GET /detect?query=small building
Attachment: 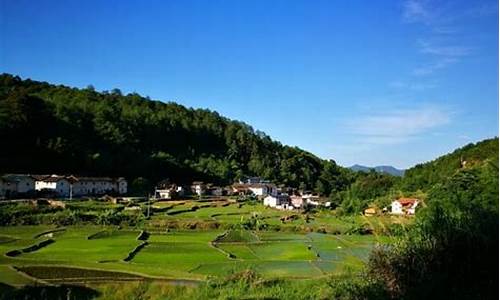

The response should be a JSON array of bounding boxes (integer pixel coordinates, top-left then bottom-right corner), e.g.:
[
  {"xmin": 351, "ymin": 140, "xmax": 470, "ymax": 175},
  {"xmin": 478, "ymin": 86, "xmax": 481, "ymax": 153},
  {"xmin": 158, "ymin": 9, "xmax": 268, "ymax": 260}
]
[
  {"xmin": 364, "ymin": 207, "xmax": 377, "ymax": 216},
  {"xmin": 155, "ymin": 188, "xmax": 175, "ymax": 200},
  {"xmin": 207, "ymin": 186, "xmax": 223, "ymax": 196},
  {"xmin": 0, "ymin": 174, "xmax": 36, "ymax": 198},
  {"xmin": 191, "ymin": 181, "xmax": 205, "ymax": 196},
  {"xmin": 154, "ymin": 182, "xmax": 181, "ymax": 200},
  {"xmin": 35, "ymin": 175, "xmax": 127, "ymax": 198},
  {"xmin": 264, "ymin": 194, "xmax": 291, "ymax": 210},
  {"xmin": 248, "ymin": 183, "xmax": 277, "ymax": 197},
  {"xmin": 290, "ymin": 195, "xmax": 305, "ymax": 209},
  {"xmin": 73, "ymin": 177, "xmax": 120, "ymax": 196},
  {"xmin": 35, "ymin": 175, "xmax": 71, "ymax": 197},
  {"xmin": 303, "ymin": 193, "xmax": 321, "ymax": 206},
  {"xmin": 231, "ymin": 184, "xmax": 251, "ymax": 195},
  {"xmin": 391, "ymin": 198, "xmax": 419, "ymax": 215},
  {"xmin": 0, "ymin": 177, "xmax": 17, "ymax": 198},
  {"xmin": 238, "ymin": 176, "xmax": 264, "ymax": 184}
]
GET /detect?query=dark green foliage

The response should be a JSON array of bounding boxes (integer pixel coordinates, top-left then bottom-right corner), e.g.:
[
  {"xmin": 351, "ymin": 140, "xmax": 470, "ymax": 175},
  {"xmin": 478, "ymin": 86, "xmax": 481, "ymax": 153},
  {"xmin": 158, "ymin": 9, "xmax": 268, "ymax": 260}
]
[
  {"xmin": 401, "ymin": 137, "xmax": 498, "ymax": 191},
  {"xmin": 368, "ymin": 162, "xmax": 499, "ymax": 299},
  {"xmin": 0, "ymin": 283, "xmax": 100, "ymax": 300},
  {"xmin": 0, "ymin": 202, "xmax": 144, "ymax": 227},
  {"xmin": 0, "ymin": 74, "xmax": 350, "ymax": 193},
  {"xmin": 337, "ymin": 170, "xmax": 398, "ymax": 214}
]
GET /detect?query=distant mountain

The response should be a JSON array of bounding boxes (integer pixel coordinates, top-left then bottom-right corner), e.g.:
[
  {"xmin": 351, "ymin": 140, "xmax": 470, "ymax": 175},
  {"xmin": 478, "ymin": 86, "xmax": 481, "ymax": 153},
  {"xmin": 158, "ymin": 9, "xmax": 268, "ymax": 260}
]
[{"xmin": 349, "ymin": 164, "xmax": 405, "ymax": 176}]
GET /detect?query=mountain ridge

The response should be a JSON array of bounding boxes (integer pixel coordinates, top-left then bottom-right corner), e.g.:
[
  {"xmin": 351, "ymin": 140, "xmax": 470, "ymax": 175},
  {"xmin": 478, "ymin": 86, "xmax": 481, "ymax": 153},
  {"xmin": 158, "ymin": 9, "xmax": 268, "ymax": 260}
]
[{"xmin": 349, "ymin": 164, "xmax": 405, "ymax": 176}]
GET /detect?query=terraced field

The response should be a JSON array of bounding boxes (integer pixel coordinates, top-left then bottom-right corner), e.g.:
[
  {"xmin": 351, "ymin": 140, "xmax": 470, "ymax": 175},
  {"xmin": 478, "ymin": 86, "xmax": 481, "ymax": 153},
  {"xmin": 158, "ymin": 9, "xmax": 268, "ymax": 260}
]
[{"xmin": 0, "ymin": 199, "xmax": 404, "ymax": 287}]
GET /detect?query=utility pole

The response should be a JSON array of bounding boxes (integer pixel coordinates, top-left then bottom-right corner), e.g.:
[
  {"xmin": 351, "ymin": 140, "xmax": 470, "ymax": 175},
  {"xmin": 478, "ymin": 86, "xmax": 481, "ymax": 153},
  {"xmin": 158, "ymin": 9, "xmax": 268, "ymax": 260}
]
[{"xmin": 147, "ymin": 193, "xmax": 151, "ymax": 218}]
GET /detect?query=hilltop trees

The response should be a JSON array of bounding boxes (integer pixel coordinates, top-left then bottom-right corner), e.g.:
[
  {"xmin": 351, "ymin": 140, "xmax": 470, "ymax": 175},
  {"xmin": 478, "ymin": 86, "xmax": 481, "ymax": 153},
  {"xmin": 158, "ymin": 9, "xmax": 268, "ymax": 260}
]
[{"xmin": 0, "ymin": 73, "xmax": 353, "ymax": 193}]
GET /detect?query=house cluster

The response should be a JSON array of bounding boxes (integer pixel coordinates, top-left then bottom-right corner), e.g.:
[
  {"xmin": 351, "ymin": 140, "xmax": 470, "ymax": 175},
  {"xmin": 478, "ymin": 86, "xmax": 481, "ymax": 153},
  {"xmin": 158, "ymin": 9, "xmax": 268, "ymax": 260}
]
[
  {"xmin": 264, "ymin": 192, "xmax": 326, "ymax": 210},
  {"xmin": 363, "ymin": 197, "xmax": 420, "ymax": 216},
  {"xmin": 152, "ymin": 176, "xmax": 329, "ymax": 211},
  {"xmin": 0, "ymin": 174, "xmax": 127, "ymax": 199},
  {"xmin": 154, "ymin": 181, "xmax": 228, "ymax": 200},
  {"xmin": 390, "ymin": 198, "xmax": 419, "ymax": 215}
]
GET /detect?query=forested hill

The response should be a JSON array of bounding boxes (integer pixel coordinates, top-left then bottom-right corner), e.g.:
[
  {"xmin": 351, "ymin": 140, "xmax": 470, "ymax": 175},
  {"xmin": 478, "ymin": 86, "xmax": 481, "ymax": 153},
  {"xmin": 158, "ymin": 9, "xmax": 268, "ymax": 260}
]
[
  {"xmin": 0, "ymin": 73, "xmax": 351, "ymax": 193},
  {"xmin": 401, "ymin": 137, "xmax": 499, "ymax": 191}
]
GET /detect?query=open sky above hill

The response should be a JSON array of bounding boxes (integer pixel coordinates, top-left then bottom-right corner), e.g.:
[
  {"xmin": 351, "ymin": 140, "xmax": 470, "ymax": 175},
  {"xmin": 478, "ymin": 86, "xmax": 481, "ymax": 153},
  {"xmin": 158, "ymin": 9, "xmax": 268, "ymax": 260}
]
[{"xmin": 1, "ymin": 0, "xmax": 498, "ymax": 168}]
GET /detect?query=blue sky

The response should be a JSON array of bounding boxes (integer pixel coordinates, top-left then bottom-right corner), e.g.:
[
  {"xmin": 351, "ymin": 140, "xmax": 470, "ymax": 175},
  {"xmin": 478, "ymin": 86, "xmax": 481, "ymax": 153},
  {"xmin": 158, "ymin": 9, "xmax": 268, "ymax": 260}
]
[{"xmin": 1, "ymin": 0, "xmax": 498, "ymax": 169}]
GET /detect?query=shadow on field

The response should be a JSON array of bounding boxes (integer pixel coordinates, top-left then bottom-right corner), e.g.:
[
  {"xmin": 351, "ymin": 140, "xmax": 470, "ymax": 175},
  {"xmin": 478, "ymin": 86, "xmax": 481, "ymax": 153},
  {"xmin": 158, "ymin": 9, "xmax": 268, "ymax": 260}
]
[{"xmin": 0, "ymin": 283, "xmax": 100, "ymax": 300}]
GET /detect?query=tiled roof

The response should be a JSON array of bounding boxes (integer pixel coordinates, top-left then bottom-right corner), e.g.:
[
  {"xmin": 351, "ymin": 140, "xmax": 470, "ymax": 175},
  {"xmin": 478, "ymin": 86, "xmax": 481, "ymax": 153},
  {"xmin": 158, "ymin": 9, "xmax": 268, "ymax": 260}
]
[{"xmin": 397, "ymin": 198, "xmax": 419, "ymax": 206}]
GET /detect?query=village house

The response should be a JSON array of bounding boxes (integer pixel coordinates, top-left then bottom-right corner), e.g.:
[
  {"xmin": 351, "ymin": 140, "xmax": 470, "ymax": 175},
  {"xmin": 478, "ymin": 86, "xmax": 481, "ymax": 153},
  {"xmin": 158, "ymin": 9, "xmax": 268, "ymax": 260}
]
[
  {"xmin": 0, "ymin": 177, "xmax": 17, "ymax": 198},
  {"xmin": 248, "ymin": 183, "xmax": 277, "ymax": 197},
  {"xmin": 35, "ymin": 175, "xmax": 71, "ymax": 197},
  {"xmin": 290, "ymin": 194, "xmax": 305, "ymax": 209},
  {"xmin": 35, "ymin": 175, "xmax": 127, "ymax": 198},
  {"xmin": 72, "ymin": 177, "xmax": 127, "ymax": 196},
  {"xmin": 391, "ymin": 198, "xmax": 419, "ymax": 215},
  {"xmin": 0, "ymin": 174, "xmax": 36, "ymax": 198},
  {"xmin": 191, "ymin": 181, "xmax": 205, "ymax": 196},
  {"xmin": 263, "ymin": 194, "xmax": 293, "ymax": 210},
  {"xmin": 154, "ymin": 181, "xmax": 183, "ymax": 200},
  {"xmin": 238, "ymin": 176, "xmax": 264, "ymax": 184},
  {"xmin": 206, "ymin": 185, "xmax": 224, "ymax": 196},
  {"xmin": 231, "ymin": 184, "xmax": 252, "ymax": 195},
  {"xmin": 302, "ymin": 192, "xmax": 321, "ymax": 206},
  {"xmin": 155, "ymin": 180, "xmax": 176, "ymax": 200}
]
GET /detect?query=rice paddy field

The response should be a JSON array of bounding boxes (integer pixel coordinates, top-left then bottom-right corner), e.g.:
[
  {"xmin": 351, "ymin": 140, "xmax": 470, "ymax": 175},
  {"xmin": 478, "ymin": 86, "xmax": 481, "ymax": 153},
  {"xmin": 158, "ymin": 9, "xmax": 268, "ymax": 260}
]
[{"xmin": 0, "ymin": 198, "xmax": 407, "ymax": 289}]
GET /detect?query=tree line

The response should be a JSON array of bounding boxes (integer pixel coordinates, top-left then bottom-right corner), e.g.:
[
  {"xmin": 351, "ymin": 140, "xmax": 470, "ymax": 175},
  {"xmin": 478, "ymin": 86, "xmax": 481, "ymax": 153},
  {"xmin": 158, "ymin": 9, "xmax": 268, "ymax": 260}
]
[{"xmin": 0, "ymin": 73, "xmax": 354, "ymax": 195}]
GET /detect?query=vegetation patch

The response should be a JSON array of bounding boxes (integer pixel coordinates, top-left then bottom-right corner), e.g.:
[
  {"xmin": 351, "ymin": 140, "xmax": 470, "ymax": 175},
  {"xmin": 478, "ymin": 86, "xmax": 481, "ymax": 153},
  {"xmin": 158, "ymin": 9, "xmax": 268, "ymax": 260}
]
[
  {"xmin": 6, "ymin": 239, "xmax": 55, "ymax": 257},
  {"xmin": 124, "ymin": 241, "xmax": 149, "ymax": 262},
  {"xmin": 213, "ymin": 230, "xmax": 260, "ymax": 243},
  {"xmin": 0, "ymin": 235, "xmax": 17, "ymax": 244},
  {"xmin": 137, "ymin": 230, "xmax": 150, "ymax": 241},
  {"xmin": 33, "ymin": 228, "xmax": 66, "ymax": 239},
  {"xmin": 14, "ymin": 266, "xmax": 144, "ymax": 283}
]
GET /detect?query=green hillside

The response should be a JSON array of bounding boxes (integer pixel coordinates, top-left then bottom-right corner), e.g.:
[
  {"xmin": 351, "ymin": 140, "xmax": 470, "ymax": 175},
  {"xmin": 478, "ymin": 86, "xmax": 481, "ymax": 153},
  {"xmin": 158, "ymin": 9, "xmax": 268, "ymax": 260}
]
[
  {"xmin": 0, "ymin": 74, "xmax": 350, "ymax": 194},
  {"xmin": 401, "ymin": 137, "xmax": 498, "ymax": 191}
]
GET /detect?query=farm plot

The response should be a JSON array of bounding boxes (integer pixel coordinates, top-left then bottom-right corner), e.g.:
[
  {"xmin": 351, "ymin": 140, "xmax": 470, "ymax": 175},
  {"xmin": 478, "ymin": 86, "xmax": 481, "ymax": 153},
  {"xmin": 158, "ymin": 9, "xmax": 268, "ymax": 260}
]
[
  {"xmin": 14, "ymin": 266, "xmax": 145, "ymax": 284},
  {"xmin": 18, "ymin": 227, "xmax": 141, "ymax": 263},
  {"xmin": 306, "ymin": 233, "xmax": 390, "ymax": 270},
  {"xmin": 131, "ymin": 231, "xmax": 228, "ymax": 274},
  {"xmin": 0, "ymin": 226, "xmax": 56, "ymax": 264}
]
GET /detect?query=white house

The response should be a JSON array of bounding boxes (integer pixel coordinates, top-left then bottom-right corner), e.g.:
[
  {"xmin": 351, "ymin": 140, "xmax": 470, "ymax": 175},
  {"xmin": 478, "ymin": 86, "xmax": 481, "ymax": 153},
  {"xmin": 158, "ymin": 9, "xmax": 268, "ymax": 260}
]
[
  {"xmin": 155, "ymin": 188, "xmax": 174, "ymax": 199},
  {"xmin": 239, "ymin": 176, "xmax": 264, "ymax": 184},
  {"xmin": 72, "ymin": 177, "xmax": 127, "ymax": 196},
  {"xmin": 34, "ymin": 175, "xmax": 127, "ymax": 198},
  {"xmin": 303, "ymin": 193, "xmax": 321, "ymax": 207},
  {"xmin": 264, "ymin": 194, "xmax": 292, "ymax": 210},
  {"xmin": 191, "ymin": 181, "xmax": 205, "ymax": 196},
  {"xmin": 35, "ymin": 175, "xmax": 71, "ymax": 197},
  {"xmin": 391, "ymin": 198, "xmax": 419, "ymax": 215},
  {"xmin": 248, "ymin": 184, "xmax": 277, "ymax": 197},
  {"xmin": 290, "ymin": 195, "xmax": 305, "ymax": 209}
]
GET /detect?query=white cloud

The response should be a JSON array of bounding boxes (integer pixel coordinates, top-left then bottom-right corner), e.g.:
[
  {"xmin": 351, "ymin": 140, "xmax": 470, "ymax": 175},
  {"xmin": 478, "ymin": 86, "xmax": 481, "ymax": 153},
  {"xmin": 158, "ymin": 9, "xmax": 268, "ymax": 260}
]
[
  {"xmin": 412, "ymin": 40, "xmax": 471, "ymax": 76},
  {"xmin": 418, "ymin": 42, "xmax": 471, "ymax": 57},
  {"xmin": 402, "ymin": 2, "xmax": 480, "ymax": 77},
  {"xmin": 388, "ymin": 80, "xmax": 437, "ymax": 90},
  {"xmin": 412, "ymin": 57, "xmax": 458, "ymax": 76},
  {"xmin": 402, "ymin": 0, "xmax": 432, "ymax": 23},
  {"xmin": 345, "ymin": 105, "xmax": 453, "ymax": 145}
]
